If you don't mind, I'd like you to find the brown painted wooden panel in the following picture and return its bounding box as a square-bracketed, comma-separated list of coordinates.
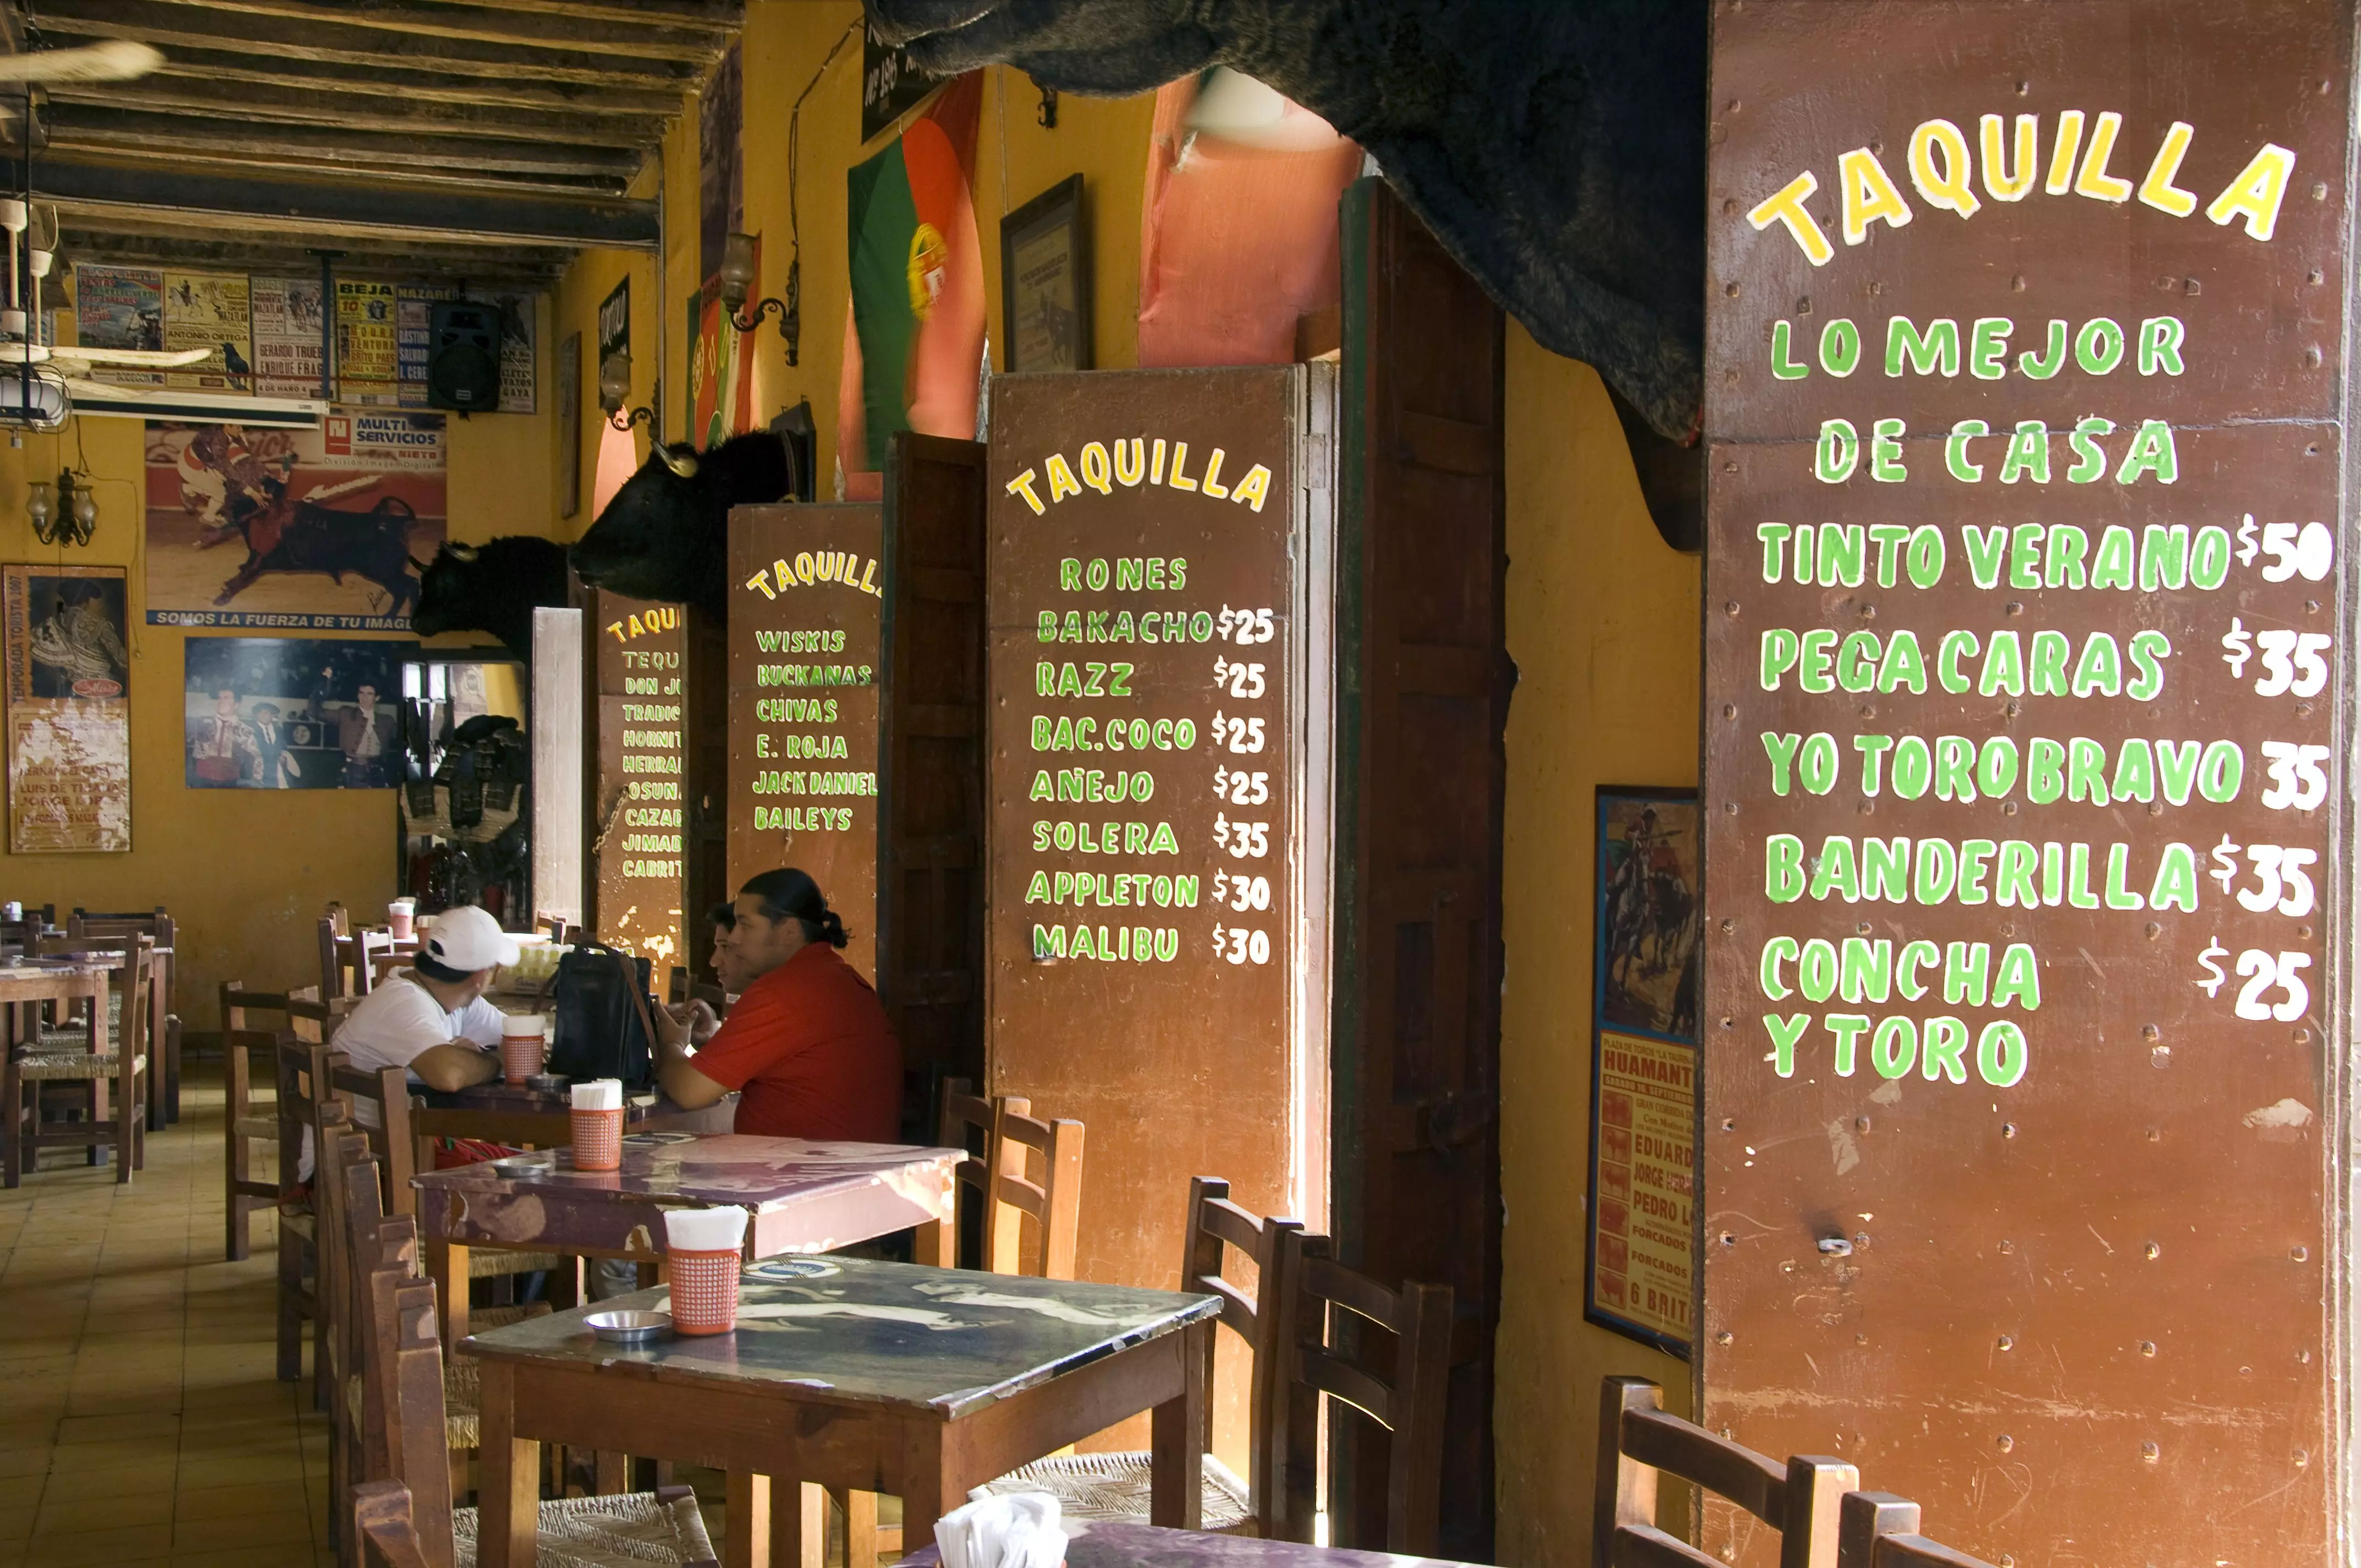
[1700, 4, 2348, 1563]
[1333, 178, 1506, 1564]
[879, 433, 990, 1110]
[984, 369, 1312, 1456]
[586, 589, 687, 972]
[726, 505, 885, 982]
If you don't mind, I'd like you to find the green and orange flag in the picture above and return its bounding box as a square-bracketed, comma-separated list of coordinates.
[841, 71, 984, 491]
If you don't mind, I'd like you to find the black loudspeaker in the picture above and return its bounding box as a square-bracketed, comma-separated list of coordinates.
[426, 300, 502, 411]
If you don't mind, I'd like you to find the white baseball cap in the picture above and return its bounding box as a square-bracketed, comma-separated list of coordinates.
[422, 904, 521, 972]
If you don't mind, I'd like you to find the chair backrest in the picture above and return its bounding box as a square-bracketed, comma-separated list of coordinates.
[70, 908, 173, 949]
[320, 915, 346, 997]
[276, 1036, 335, 1200]
[221, 980, 295, 1035]
[535, 912, 571, 941]
[312, 1104, 363, 1425]
[327, 901, 351, 938]
[361, 1266, 459, 1562]
[1595, 1378, 1857, 1568]
[984, 1095, 1084, 1280]
[1836, 1494, 1999, 1568]
[289, 986, 355, 1044]
[1180, 1177, 1304, 1535]
[1275, 1232, 1454, 1554]
[329, 1060, 423, 1216]
[939, 1076, 994, 1237]
[54, 937, 154, 1058]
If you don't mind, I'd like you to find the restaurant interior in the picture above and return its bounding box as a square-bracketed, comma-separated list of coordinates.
[4, 3, 2321, 1568]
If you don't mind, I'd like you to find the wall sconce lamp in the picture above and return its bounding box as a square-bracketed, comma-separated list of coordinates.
[717, 231, 800, 368]
[599, 351, 656, 433]
[28, 469, 96, 547]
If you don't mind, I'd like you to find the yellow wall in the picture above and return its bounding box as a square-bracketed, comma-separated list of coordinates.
[1497, 333, 1704, 1562]
[552, 25, 1709, 1559]
[551, 0, 1158, 522]
[0, 312, 554, 1033]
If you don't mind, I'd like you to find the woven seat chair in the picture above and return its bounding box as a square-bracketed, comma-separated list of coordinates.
[224, 982, 298, 1260]
[2, 947, 149, 1185]
[350, 1266, 717, 1568]
[976, 1175, 1297, 1534]
[70, 911, 179, 1123]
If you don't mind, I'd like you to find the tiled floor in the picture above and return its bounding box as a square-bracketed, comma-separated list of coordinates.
[0, 1065, 336, 1568]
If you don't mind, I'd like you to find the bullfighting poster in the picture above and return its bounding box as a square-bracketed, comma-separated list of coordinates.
[142, 411, 447, 630]
[249, 274, 327, 398]
[3, 564, 130, 852]
[1585, 787, 1701, 1357]
[183, 636, 411, 791]
[160, 271, 253, 391]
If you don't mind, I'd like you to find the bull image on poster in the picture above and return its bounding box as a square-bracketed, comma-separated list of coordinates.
[144, 412, 448, 630]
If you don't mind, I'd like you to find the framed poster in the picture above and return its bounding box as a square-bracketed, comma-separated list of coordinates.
[3, 564, 130, 852]
[1000, 175, 1091, 373]
[183, 637, 412, 790]
[1586, 786, 1700, 1357]
[557, 331, 581, 518]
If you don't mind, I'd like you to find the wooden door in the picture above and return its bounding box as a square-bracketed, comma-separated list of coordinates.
[684, 606, 727, 984]
[878, 433, 990, 1129]
[1334, 177, 1508, 1561]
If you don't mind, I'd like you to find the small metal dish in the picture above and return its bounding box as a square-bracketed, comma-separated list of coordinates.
[525, 1072, 569, 1093]
[622, 1131, 697, 1146]
[584, 1309, 673, 1343]
[491, 1154, 554, 1175]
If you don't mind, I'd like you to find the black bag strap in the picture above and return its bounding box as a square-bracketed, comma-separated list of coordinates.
[613, 945, 661, 1053]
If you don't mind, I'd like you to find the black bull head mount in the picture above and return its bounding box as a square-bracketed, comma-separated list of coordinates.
[568, 429, 794, 617]
[869, 0, 1709, 543]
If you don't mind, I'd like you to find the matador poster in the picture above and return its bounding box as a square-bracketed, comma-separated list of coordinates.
[4, 564, 130, 852]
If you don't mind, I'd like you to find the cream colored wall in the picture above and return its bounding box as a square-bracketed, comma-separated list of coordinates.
[0, 306, 555, 1032]
[1497, 330, 1704, 1562]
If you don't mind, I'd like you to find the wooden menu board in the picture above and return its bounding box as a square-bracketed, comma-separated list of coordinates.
[727, 505, 884, 979]
[1701, 4, 2349, 1562]
[588, 589, 686, 972]
[986, 367, 1325, 1344]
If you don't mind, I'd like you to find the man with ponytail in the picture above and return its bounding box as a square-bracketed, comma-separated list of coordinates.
[652, 868, 902, 1142]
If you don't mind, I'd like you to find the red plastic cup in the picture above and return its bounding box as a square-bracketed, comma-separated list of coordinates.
[570, 1106, 624, 1170]
[666, 1248, 742, 1334]
[499, 1018, 546, 1086]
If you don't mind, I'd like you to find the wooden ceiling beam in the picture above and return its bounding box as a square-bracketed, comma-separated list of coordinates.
[31, 0, 705, 88]
[415, 0, 741, 31]
[130, 0, 730, 64]
[134, 43, 683, 119]
[43, 103, 645, 181]
[47, 75, 667, 146]
[60, 229, 567, 287]
[45, 140, 630, 199]
[39, 156, 660, 248]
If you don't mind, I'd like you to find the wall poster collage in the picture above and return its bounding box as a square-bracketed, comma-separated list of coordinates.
[142, 413, 448, 631]
[74, 264, 537, 411]
[3, 565, 130, 852]
[1587, 787, 1701, 1356]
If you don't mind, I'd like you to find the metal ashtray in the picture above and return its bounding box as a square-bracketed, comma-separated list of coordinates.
[622, 1131, 697, 1146]
[491, 1153, 554, 1175]
[584, 1309, 673, 1343]
[525, 1072, 569, 1093]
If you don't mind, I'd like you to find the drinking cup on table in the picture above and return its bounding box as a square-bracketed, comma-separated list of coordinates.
[570, 1079, 624, 1170]
[388, 897, 416, 940]
[662, 1207, 749, 1334]
[499, 1014, 547, 1086]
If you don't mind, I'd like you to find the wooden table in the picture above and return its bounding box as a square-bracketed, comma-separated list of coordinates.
[0, 964, 112, 1187]
[463, 1258, 1221, 1568]
[412, 1133, 961, 1347]
[896, 1520, 1479, 1568]
[410, 1079, 737, 1154]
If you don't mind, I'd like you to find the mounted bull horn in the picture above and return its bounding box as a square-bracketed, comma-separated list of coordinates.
[445, 542, 480, 563]
[655, 443, 700, 479]
[407, 555, 432, 573]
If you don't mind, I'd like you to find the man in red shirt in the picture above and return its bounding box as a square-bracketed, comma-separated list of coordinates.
[654, 869, 903, 1142]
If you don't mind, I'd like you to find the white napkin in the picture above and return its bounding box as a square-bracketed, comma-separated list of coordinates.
[572, 1079, 623, 1110]
[662, 1206, 748, 1251]
[503, 1014, 548, 1041]
[935, 1494, 1067, 1568]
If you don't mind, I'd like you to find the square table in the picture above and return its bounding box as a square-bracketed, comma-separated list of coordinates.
[463, 1259, 1221, 1568]
[895, 1520, 1477, 1568]
[412, 1134, 962, 1347]
[409, 1079, 738, 1153]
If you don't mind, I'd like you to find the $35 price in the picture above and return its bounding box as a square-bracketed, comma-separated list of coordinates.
[1212, 814, 1269, 858]
[2206, 836, 2318, 916]
[2220, 619, 2332, 696]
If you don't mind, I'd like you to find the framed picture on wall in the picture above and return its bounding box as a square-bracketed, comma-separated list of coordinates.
[1585, 785, 1701, 1358]
[1000, 173, 1091, 373]
[558, 331, 581, 518]
[3, 564, 130, 852]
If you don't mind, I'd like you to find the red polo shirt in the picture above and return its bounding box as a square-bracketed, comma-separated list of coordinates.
[687, 944, 903, 1142]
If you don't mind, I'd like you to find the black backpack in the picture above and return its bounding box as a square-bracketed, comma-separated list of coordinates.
[546, 940, 661, 1089]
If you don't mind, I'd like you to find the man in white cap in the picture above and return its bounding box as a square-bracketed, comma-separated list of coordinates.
[295, 903, 521, 1182]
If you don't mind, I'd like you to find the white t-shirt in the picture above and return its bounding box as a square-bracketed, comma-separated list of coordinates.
[330, 972, 505, 1135]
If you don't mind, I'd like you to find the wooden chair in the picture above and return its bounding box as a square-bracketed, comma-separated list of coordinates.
[347, 1269, 720, 1568]
[276, 1035, 334, 1388]
[938, 1076, 993, 1268]
[222, 981, 297, 1260]
[978, 1176, 1303, 1533]
[70, 909, 177, 1121]
[1835, 1494, 1999, 1568]
[1595, 1378, 1857, 1568]
[290, 986, 357, 1044]
[984, 1095, 1085, 1279]
[2, 944, 150, 1185]
[1274, 1232, 1454, 1554]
